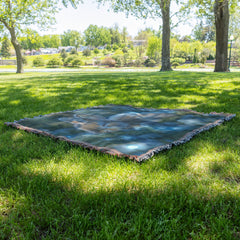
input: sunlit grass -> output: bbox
[0,71,239,239]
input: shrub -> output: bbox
[94,48,99,54]
[171,62,180,68]
[173,50,187,59]
[102,57,116,67]
[112,55,123,67]
[64,56,83,67]
[47,57,62,68]
[200,56,207,64]
[170,58,185,65]
[122,47,128,53]
[129,43,134,50]
[208,54,215,60]
[71,57,83,67]
[94,58,101,66]
[147,36,161,62]
[144,58,156,67]
[112,44,119,51]
[33,56,45,67]
[70,48,78,55]
[60,49,68,60]
[133,58,143,67]
[106,45,112,51]
[64,56,75,66]
[123,53,130,67]
[114,49,124,55]
[103,49,108,55]
[193,49,199,63]
[82,49,91,57]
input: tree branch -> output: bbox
[0,17,11,30]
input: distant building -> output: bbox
[132,40,147,47]
[39,48,58,54]
[78,45,89,52]
[24,50,41,55]
[58,46,75,53]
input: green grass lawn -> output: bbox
[0,71,239,239]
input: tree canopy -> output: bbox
[84,25,111,47]
[61,30,83,49]
[0,36,11,59]
[96,0,184,71]
[0,0,83,73]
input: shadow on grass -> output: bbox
[0,131,240,239]
[1,71,239,170]
[0,71,240,239]
[1,71,237,118]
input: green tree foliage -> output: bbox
[62,0,82,8]
[64,55,76,66]
[20,33,62,49]
[71,57,83,67]
[0,0,61,73]
[193,21,215,42]
[96,0,178,71]
[84,25,111,47]
[47,56,63,67]
[229,5,240,40]
[144,58,157,67]
[41,34,61,48]
[19,29,42,51]
[60,49,68,60]
[76,24,130,48]
[109,24,121,45]
[0,0,82,73]
[33,56,45,67]
[146,36,162,63]
[70,48,78,55]
[0,36,11,59]
[64,55,83,67]
[121,27,129,44]
[187,0,239,71]
[94,48,100,54]
[170,38,216,61]
[134,28,154,43]
[61,30,83,49]
[82,48,91,57]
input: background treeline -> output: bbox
[1,24,240,68]
[18,25,130,51]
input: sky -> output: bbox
[40,1,195,37]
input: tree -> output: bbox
[0,0,82,73]
[121,27,129,44]
[96,0,177,71]
[61,30,83,49]
[0,0,61,73]
[146,36,162,63]
[159,0,172,71]
[20,29,42,51]
[193,21,215,42]
[134,28,154,45]
[84,25,111,47]
[229,5,240,40]
[188,0,239,72]
[109,24,121,45]
[40,34,61,48]
[214,0,229,71]
[1,36,11,59]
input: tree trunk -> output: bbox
[214,0,229,72]
[160,0,172,71]
[9,27,24,73]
